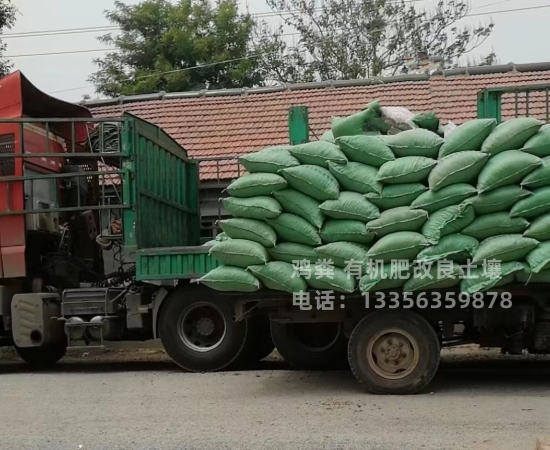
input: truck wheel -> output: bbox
[15,343,67,368]
[348,310,440,395]
[231,315,274,367]
[158,289,247,372]
[270,321,348,369]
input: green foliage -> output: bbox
[0,0,16,77]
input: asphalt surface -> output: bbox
[1,347,550,450]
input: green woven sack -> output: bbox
[359,263,410,292]
[248,262,307,293]
[315,242,369,269]
[410,184,477,214]
[367,231,428,263]
[461,213,529,240]
[219,218,277,248]
[521,124,550,157]
[416,234,479,263]
[209,239,270,268]
[365,183,427,210]
[289,141,348,168]
[239,149,299,174]
[524,213,550,241]
[336,135,395,167]
[525,241,550,273]
[421,202,475,244]
[280,165,339,201]
[460,261,524,294]
[222,196,282,220]
[320,191,380,222]
[439,118,497,157]
[306,266,357,293]
[328,161,382,194]
[226,173,287,198]
[266,213,321,246]
[321,219,375,244]
[516,267,550,283]
[412,112,440,133]
[198,266,261,292]
[481,117,542,156]
[403,263,463,292]
[272,189,324,229]
[331,102,388,138]
[472,234,539,264]
[321,129,335,143]
[477,150,542,193]
[521,157,550,189]
[268,242,317,264]
[383,129,443,158]
[470,185,532,215]
[366,207,428,237]
[428,151,488,192]
[510,186,550,218]
[377,156,436,184]
[215,232,230,242]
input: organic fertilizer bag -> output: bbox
[383,129,443,158]
[219,219,277,248]
[306,265,356,293]
[516,267,550,283]
[476,150,542,193]
[428,151,488,192]
[359,263,411,292]
[332,102,388,138]
[321,129,336,144]
[328,161,382,194]
[198,266,261,292]
[266,213,321,246]
[209,239,270,268]
[460,261,524,294]
[320,191,380,222]
[521,124,550,157]
[215,232,230,242]
[470,185,532,215]
[366,207,428,237]
[461,212,529,241]
[416,234,479,264]
[410,184,477,214]
[481,117,542,156]
[510,186,550,218]
[273,189,324,229]
[365,183,427,210]
[226,173,287,197]
[314,242,369,270]
[377,156,436,184]
[472,234,539,264]
[438,118,497,157]
[321,219,375,245]
[280,165,339,201]
[524,212,550,241]
[288,141,348,168]
[421,202,475,244]
[222,196,282,220]
[336,135,395,167]
[248,262,307,293]
[412,111,440,133]
[403,262,463,292]
[521,157,550,189]
[380,106,416,134]
[525,241,550,273]
[268,242,317,264]
[239,149,299,174]
[366,231,428,263]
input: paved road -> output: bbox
[1,348,550,450]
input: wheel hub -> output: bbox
[367,329,419,380]
[196,317,215,336]
[177,303,227,353]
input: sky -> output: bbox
[5,0,550,102]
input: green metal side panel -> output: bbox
[288,106,309,144]
[477,89,502,122]
[136,246,220,280]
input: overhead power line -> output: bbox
[9,48,114,58]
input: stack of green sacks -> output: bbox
[198,99,550,295]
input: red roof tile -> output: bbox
[89,63,550,181]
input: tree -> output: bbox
[90,0,264,97]
[0,0,16,77]
[253,0,495,84]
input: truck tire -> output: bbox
[270,321,348,370]
[158,288,248,372]
[15,343,67,368]
[231,315,274,367]
[348,310,440,395]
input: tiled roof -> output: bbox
[88,62,550,181]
